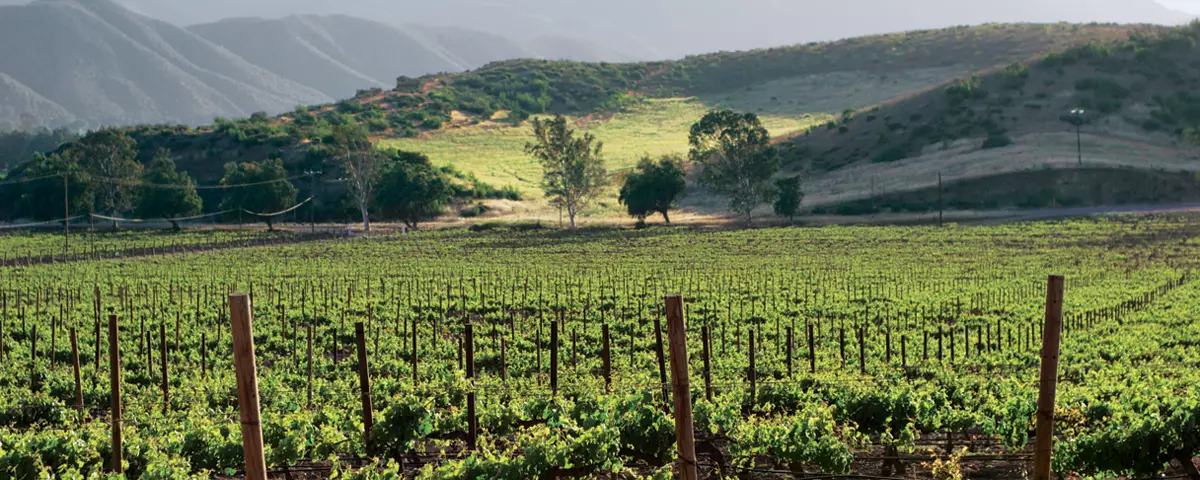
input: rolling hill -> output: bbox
[9,20,1200,224]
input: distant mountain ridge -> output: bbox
[33,0,1195,59]
[187,15,630,100]
[0,0,629,131]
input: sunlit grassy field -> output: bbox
[381,97,830,194]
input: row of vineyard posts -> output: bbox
[0,273,1094,479]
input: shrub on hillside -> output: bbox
[982,133,1013,149]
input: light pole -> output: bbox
[1070,108,1085,167]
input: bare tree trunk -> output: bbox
[662,210,671,224]
[744,208,752,228]
[360,202,371,232]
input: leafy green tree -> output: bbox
[688,110,780,227]
[15,152,93,221]
[136,149,202,231]
[219,158,298,231]
[374,151,451,228]
[618,154,687,224]
[332,123,384,232]
[524,115,609,229]
[70,129,142,226]
[773,175,804,223]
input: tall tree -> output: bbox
[524,115,609,229]
[618,154,687,225]
[136,149,202,231]
[773,175,804,223]
[688,110,780,227]
[15,152,93,221]
[332,123,384,232]
[374,151,451,229]
[219,158,298,231]
[70,129,142,226]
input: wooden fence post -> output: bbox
[411,318,419,386]
[665,295,698,480]
[355,322,374,455]
[465,322,477,451]
[602,324,612,393]
[654,310,669,411]
[70,328,82,411]
[107,314,123,474]
[30,324,37,391]
[748,329,757,408]
[550,318,559,397]
[200,332,207,379]
[160,322,169,413]
[701,325,712,401]
[1034,276,1065,480]
[807,324,816,373]
[306,325,313,409]
[786,326,794,378]
[228,295,267,480]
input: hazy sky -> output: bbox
[1158,0,1200,11]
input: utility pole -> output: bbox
[1070,109,1085,167]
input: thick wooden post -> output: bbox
[664,295,698,480]
[500,338,508,382]
[701,325,713,401]
[602,324,612,393]
[786,326,794,378]
[654,310,669,411]
[748,329,757,407]
[228,295,267,480]
[807,324,816,373]
[107,314,123,473]
[465,322,477,451]
[550,319,559,396]
[200,332,207,378]
[411,318,419,386]
[1034,276,1065,480]
[70,328,82,411]
[160,322,169,412]
[306,325,313,409]
[858,327,867,375]
[355,322,374,455]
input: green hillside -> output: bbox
[7,21,1190,223]
[786,22,1200,211]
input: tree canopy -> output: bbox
[374,151,451,228]
[773,175,803,222]
[71,129,142,221]
[618,154,687,225]
[15,152,92,221]
[688,110,780,226]
[219,158,299,230]
[136,149,202,230]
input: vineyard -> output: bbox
[1,217,1199,479]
